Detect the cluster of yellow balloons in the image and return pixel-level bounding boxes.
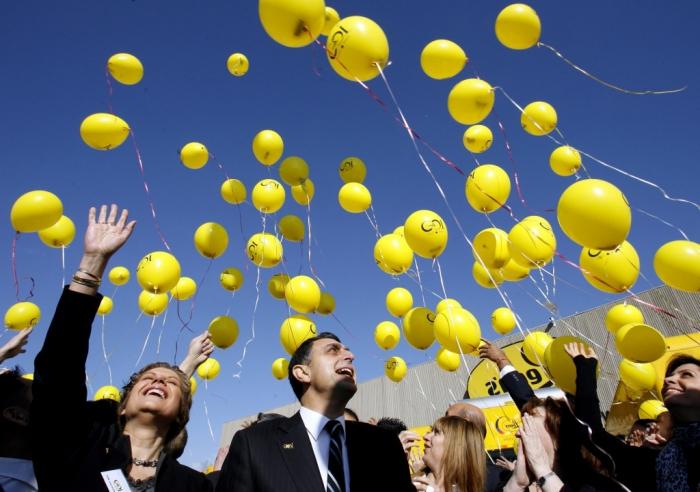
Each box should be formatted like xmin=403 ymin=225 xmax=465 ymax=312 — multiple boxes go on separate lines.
xmin=11 ymin=190 xmax=75 ymax=248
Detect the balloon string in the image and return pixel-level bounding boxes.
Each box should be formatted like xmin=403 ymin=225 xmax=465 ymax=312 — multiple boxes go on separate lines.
xmin=434 ymin=258 xmax=448 ymax=299
xmin=11 ymin=231 xmax=20 ymax=301
xmin=363 ymin=210 xmax=382 ymax=239
xmin=174 ymin=259 xmax=212 ymax=362
xmin=232 ymin=263 xmax=261 ymax=378
xmin=537 ymin=42 xmax=687 ymax=96
xmin=412 ymin=259 xmax=427 ymax=307
xmin=134 ymin=315 xmax=157 ymax=371
xmin=129 ymin=130 xmax=172 ymax=250
xmin=100 ymin=314 xmax=113 ymax=386
xmin=104 ymin=66 xmax=114 ymax=114
xmin=225 ymin=290 xmax=237 ymax=317
xmin=156 ymin=304 xmax=169 ymax=355
xmin=303 ymin=192 xmax=326 ymax=289
xmin=635 ymin=207 xmax=689 ymax=240
xmin=202 ymin=382 xmax=216 ymax=444
xmin=412 ymin=368 xmax=436 ymax=412
xmin=208 ymin=152 xmax=232 ymax=181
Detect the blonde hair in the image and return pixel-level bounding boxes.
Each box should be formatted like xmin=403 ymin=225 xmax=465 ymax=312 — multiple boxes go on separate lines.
xmin=432 ymin=416 xmax=486 ymax=492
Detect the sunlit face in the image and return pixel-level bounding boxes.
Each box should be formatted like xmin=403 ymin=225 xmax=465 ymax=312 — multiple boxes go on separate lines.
xmin=662 ymin=363 xmax=700 ymax=409
xmin=422 ymin=427 xmax=445 ymax=473
xmin=122 ymin=367 xmax=183 ymax=422
xmin=307 ymin=338 xmax=357 ymax=399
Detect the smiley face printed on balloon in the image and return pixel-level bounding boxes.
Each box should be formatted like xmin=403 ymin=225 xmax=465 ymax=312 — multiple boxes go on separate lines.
xmin=579 ymin=240 xmax=640 ymax=293
xmin=404 ymin=210 xmax=449 ymax=258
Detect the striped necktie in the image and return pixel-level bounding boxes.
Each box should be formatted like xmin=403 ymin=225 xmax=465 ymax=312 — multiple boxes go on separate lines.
xmin=324 ymin=419 xmax=346 ymax=492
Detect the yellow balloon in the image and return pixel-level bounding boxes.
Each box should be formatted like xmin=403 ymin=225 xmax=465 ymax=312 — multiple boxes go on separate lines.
xmin=447 ymin=78 xmax=495 ymax=125
xmin=339 ymin=156 xmax=367 ymax=183
xmin=279 ymin=156 xmax=309 ymax=186
xmin=393 ymin=226 xmax=405 ymax=237
xmin=322 ymin=7 xmax=340 ymax=36
xmin=544 ymin=336 xmax=594 ymax=395
xmin=280 ymin=315 xmax=317 ymax=355
xmin=272 ymin=358 xmax=290 ymax=379
xmin=136 ymin=251 xmax=181 ymax=293
xmin=220 ymin=267 xmax=244 ymax=292
xmin=278 ymin=215 xmax=305 ymax=242
xmin=403 ymin=210 xmax=448 ymax=259
xmin=420 ymin=39 xmax=467 ymax=80
xmin=508 ymin=216 xmax=557 ymax=267
xmin=521 ymin=101 xmax=557 ymax=136
xmin=374 ymin=321 xmax=400 ymax=350
xmin=246 ymin=233 xmax=283 ymax=268
xmin=522 ymin=331 xmax=553 ymax=365
xmin=463 ymin=125 xmax=493 ymax=154
xmin=374 ymin=233 xmax=413 ymax=275
xmin=252 ymin=179 xmax=286 ymax=214
xmin=472 ymin=261 xmax=504 ymax=288
xmin=615 ymin=323 xmax=666 ymax=363
xmin=338 ymin=182 xmax=372 ymax=213
xmin=138 ymin=291 xmax=169 ymax=316
xmin=434 ymin=307 xmax=481 ymax=354
xmin=98 ymin=296 xmax=113 ymax=315
xmin=171 ymin=277 xmax=197 ymax=301
xmin=402 ymin=307 xmax=436 ymax=350
xmin=94 ymin=385 xmax=121 ymax=402
xmin=558 ymin=179 xmax=631 ymax=250
xmin=268 ymin=273 xmax=290 ymax=299
xmin=605 ymin=304 xmax=644 ymax=334
xmin=10 ymin=190 xmax=63 ymax=233
xmin=22 ymin=373 xmax=34 ymax=381
xmin=190 ymin=377 xmax=197 ymax=395
xmin=227 ymin=53 xmax=249 ymax=76
xmin=80 ymin=113 xmax=130 ymax=151
xmin=500 ymin=258 xmax=531 ymax=281
xmin=109 ymin=266 xmax=130 ymax=286
xmin=194 ymin=222 xmax=229 ymax=259
xmin=220 ymin=179 xmax=247 ymax=205
xmin=495 ymin=4 xmax=541 ymax=50
xmin=549 ymin=146 xmax=581 ymax=177
xmin=619 ymin=359 xmax=657 ymax=392
xmin=386 ymin=287 xmax=413 ymax=317
xmin=38 ymin=215 xmax=75 ymax=248
xmin=285 ymin=275 xmax=321 ymax=313
xmin=326 ymin=16 xmax=389 ymax=82
xmin=316 ymin=292 xmax=336 ymax=315
xmin=472 ymin=228 xmax=510 ymax=269
xmin=291 ymin=178 xmax=315 ymax=205
xmin=197 ymin=358 xmax=221 ymax=380
xmin=259 ymin=0 xmax=325 ymax=47
xmin=466 ymin=164 xmax=511 ymax=213
xmin=435 ymin=298 xmax=462 ymax=314
xmin=580 ymin=241 xmax=640 ymax=293
xmin=654 ymin=240 xmax=700 ymax=292
xmin=385 ymin=356 xmax=408 ymax=382
xmin=4 ymin=302 xmax=41 ymax=330
xmin=107 ymin=53 xmax=144 ymax=85
xmin=638 ymin=400 xmax=667 ymax=420
xmin=208 ymin=315 xmax=239 ymax=349
xmin=180 ymin=142 xmax=209 ymax=170
xmin=252 ymin=129 xmax=284 ymax=166
xmin=491 ymin=307 xmax=516 ymax=335
xmin=436 ymin=347 xmax=461 ymax=372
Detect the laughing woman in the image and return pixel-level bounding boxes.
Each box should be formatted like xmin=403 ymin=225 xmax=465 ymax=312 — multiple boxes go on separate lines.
xmin=31 ymin=205 xmax=212 ymax=492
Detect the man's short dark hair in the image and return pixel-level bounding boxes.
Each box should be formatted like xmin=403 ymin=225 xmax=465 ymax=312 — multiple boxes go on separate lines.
xmin=665 ymin=354 xmax=700 ymax=376
xmin=376 ymin=417 xmax=407 ymax=436
xmin=288 ymin=332 xmax=341 ymax=400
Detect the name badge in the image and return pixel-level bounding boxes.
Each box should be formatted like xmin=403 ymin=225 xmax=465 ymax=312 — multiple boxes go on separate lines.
xmin=101 ymin=469 xmax=129 ymax=492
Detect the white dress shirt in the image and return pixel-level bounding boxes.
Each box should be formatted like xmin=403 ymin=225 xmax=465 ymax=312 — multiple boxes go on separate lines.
xmin=0 ymin=457 xmax=38 ymax=492
xmin=299 ymin=406 xmax=351 ymax=492
xmin=499 ymin=364 xmax=516 ymax=378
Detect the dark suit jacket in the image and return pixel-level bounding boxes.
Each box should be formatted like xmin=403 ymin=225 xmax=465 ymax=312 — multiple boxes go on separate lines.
xmin=499 ymin=369 xmax=536 ymax=411
xmin=216 ymin=411 xmax=415 ymax=492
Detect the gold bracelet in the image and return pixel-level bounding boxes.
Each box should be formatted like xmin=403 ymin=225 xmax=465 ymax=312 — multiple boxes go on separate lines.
xmin=72 ymin=275 xmax=100 ymax=289
xmin=77 ymin=268 xmax=101 ymax=282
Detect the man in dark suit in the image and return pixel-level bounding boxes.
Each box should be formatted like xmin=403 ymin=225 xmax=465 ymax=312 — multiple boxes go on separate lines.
xmin=216 ymin=332 xmax=415 ymax=492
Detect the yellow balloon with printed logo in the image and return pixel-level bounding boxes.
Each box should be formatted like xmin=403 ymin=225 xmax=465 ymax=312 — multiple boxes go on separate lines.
xmin=473 ymin=228 xmax=510 ymax=269
xmin=605 ymin=304 xmax=644 ymax=334
xmin=98 ymin=296 xmax=113 ymax=315
xmin=403 ymin=210 xmax=448 ymax=259
xmin=291 ymin=179 xmax=315 ymax=205
xmin=339 ymin=156 xmax=366 ymax=183
xmin=94 ymin=385 xmax=121 ymax=402
xmin=197 ymin=358 xmax=221 ymax=380
xmin=374 ymin=321 xmax=400 ymax=350
xmin=246 ymin=233 xmax=283 ymax=268
xmin=447 ymin=78 xmax=494 ymax=125
xmin=557 ymin=179 xmax=631 ymax=250
xmin=220 ymin=268 xmax=244 ymax=292
xmin=466 ymin=164 xmax=511 ymax=213
xmin=508 ymin=216 xmax=557 ymax=267
xmin=385 ymin=356 xmax=407 ymax=382
xmin=549 ymin=146 xmax=581 ymax=177
xmin=278 ymin=215 xmax=305 ymax=242
xmin=38 ymin=215 xmax=75 ymax=248
xmin=208 ymin=315 xmax=239 ymax=349
xmin=420 ymin=39 xmax=467 ymax=80
xmin=272 ymin=358 xmax=289 ymax=379
xmin=171 ymin=277 xmax=197 ymax=301
xmin=285 ymin=275 xmax=321 ymax=313
xmin=252 ymin=129 xmax=284 ymax=166
xmin=268 ymin=273 xmax=290 ymax=299
xmin=227 ymin=53 xmax=249 ymax=76
xmin=259 ymin=0 xmax=325 ymax=47
xmin=580 ymin=241 xmax=639 ymax=293
xmin=472 ymin=261 xmax=504 ymax=288
xmin=654 ymin=240 xmax=700 ymax=293
xmin=374 ymin=234 xmax=413 ymax=275
xmin=252 ymin=179 xmax=286 ymax=214
xmin=280 ymin=315 xmax=317 ymax=355
xmin=435 ymin=298 xmax=462 ymax=314
xmin=279 ymin=156 xmax=309 ymax=186
xmin=194 ymin=222 xmax=229 ymax=259
xmin=638 ymin=400 xmax=667 ymax=420
xmin=109 ymin=266 xmax=130 ymax=286
xmin=11 ymin=190 xmax=63 ymax=233
xmin=492 ymin=307 xmax=516 ymax=335
xmin=386 ymin=287 xmax=413 ymax=317
xmin=322 ymin=7 xmax=340 ymax=36
xmin=326 ymin=16 xmax=389 ymax=82
xmin=220 ymin=179 xmax=247 ymax=205
xmin=138 ymin=291 xmax=168 ymax=316
xmin=434 ymin=307 xmax=481 ymax=354
xmin=463 ymin=125 xmax=493 ymax=154
xmin=501 ymin=258 xmax=531 ymax=281
xmin=521 ymin=101 xmax=557 ymax=136
xmin=402 ymin=307 xmax=436 ymax=350
xmin=80 ymin=113 xmax=130 ymax=150
xmin=338 ymin=182 xmax=372 ymax=213
xmin=180 ymin=142 xmax=209 ymax=169
xmin=615 ymin=323 xmax=666 ymax=363
xmin=619 ymin=359 xmax=657 ymax=392
xmin=495 ymin=4 xmax=541 ymax=50
xmin=107 ymin=53 xmax=143 ymax=85
xmin=4 ymin=302 xmax=41 ymax=330
xmin=436 ymin=347 xmax=461 ymax=372
xmin=522 ymin=331 xmax=553 ymax=365
xmin=316 ymin=292 xmax=335 ymax=315
xmin=136 ymin=251 xmax=181 ymax=293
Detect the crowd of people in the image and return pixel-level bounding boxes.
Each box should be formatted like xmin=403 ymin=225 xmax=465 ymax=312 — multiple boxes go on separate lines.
xmin=1 ymin=204 xmax=698 ymax=491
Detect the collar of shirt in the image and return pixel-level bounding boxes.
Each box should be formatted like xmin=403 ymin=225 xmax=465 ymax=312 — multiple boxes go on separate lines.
xmin=299 ymin=406 xmax=347 ymax=442
xmin=0 ymin=457 xmax=38 ymax=491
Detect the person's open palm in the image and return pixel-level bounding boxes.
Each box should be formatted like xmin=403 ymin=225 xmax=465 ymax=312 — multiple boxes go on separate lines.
xmin=84 ymin=204 xmax=136 ymax=258
xmin=563 ymin=341 xmax=597 ymax=360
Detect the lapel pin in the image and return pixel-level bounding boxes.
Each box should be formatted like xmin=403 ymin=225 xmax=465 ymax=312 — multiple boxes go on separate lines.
xmin=282 ymin=442 xmax=294 ymax=449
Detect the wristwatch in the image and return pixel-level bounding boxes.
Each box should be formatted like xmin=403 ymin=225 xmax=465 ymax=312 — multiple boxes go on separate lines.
xmin=536 ymin=471 xmax=556 ymax=487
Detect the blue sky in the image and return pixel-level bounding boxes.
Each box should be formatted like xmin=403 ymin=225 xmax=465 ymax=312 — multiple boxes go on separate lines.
xmin=2 ymin=0 xmax=698 ymax=470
